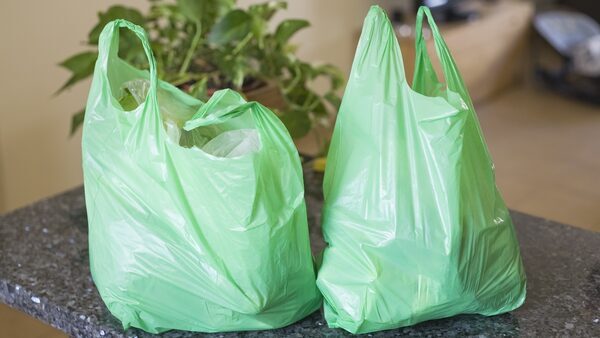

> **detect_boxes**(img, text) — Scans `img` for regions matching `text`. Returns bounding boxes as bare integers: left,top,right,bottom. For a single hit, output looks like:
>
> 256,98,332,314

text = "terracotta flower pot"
245,83,322,157
243,82,287,111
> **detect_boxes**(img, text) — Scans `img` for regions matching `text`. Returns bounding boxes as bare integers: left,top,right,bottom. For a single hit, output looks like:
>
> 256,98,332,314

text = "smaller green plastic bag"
82,20,321,333
317,6,526,334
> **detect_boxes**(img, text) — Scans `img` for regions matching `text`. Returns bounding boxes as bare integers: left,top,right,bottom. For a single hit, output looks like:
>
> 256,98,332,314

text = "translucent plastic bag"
201,129,259,158
82,20,320,333
317,6,526,334
120,79,260,157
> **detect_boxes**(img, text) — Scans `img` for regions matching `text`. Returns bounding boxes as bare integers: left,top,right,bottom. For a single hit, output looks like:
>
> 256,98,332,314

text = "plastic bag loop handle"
414,6,468,97
415,6,443,43
99,20,159,100
414,7,451,82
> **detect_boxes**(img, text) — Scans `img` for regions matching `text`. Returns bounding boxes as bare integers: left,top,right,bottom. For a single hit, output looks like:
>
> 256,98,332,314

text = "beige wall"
0,0,397,213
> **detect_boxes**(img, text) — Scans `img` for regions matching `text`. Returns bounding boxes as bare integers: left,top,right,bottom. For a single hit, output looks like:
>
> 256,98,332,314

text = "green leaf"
285,83,311,104
325,92,342,109
88,6,145,44
275,19,309,44
70,110,85,136
149,3,183,21
60,51,98,73
177,0,234,26
248,1,287,20
313,99,328,116
208,9,252,46
118,90,140,111
317,64,345,89
279,109,311,139
189,77,208,100
176,0,206,23
250,16,267,47
57,51,98,93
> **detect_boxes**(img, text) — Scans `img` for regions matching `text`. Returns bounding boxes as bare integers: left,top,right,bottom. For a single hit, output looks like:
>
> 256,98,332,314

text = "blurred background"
0,0,598,230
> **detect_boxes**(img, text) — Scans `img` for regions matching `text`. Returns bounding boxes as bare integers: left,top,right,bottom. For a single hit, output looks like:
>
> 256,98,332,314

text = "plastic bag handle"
414,7,493,162
98,19,159,103
414,6,470,102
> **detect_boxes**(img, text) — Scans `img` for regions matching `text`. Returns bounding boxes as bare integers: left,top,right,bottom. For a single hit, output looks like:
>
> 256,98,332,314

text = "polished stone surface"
0,183,599,337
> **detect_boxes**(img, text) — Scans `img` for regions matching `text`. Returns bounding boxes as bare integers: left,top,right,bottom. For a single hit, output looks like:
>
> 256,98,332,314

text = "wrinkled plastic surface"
201,129,260,158
82,20,321,333
316,6,526,334
121,79,260,157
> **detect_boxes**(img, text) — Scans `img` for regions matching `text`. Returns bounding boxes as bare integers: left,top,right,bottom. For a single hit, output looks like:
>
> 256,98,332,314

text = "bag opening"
116,78,260,158
103,25,261,158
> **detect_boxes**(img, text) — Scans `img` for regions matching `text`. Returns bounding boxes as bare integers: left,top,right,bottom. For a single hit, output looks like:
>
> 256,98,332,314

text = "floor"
0,83,598,336
478,85,600,232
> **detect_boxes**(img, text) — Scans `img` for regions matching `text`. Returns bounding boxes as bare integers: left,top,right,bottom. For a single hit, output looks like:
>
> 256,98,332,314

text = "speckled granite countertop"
1,179,599,337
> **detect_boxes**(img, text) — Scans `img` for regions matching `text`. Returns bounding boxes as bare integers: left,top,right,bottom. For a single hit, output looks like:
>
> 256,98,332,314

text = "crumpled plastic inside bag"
118,79,260,158
202,129,260,158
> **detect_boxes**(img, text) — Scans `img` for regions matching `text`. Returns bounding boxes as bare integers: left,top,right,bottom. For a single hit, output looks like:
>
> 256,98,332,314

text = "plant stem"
233,33,253,55
283,64,301,94
179,21,202,75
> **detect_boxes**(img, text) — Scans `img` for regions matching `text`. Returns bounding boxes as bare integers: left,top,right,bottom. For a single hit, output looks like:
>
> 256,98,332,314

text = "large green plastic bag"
316,6,526,334
81,20,321,333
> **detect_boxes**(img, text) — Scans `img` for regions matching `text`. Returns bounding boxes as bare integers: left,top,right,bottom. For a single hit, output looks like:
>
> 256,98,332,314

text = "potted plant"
58,0,344,156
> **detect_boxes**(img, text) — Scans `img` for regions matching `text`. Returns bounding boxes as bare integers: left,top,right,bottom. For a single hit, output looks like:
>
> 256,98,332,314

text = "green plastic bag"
317,6,526,334
82,20,321,333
